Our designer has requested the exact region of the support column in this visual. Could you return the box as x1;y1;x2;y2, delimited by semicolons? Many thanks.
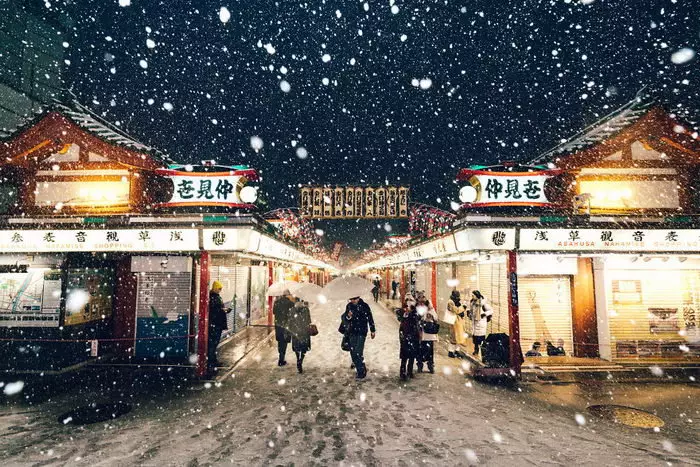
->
431;262;437;308
267;261;274;327
400;266;406;304
385;269;391;299
196;251;211;378
506;250;523;377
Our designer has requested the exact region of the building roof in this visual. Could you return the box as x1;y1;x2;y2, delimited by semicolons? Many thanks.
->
1;97;175;169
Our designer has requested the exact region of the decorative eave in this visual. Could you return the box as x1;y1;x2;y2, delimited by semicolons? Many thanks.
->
1;111;168;170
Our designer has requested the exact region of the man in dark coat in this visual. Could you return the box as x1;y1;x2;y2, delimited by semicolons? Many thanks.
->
342;297;376;379
208;281;230;373
273;291;295;366
391;279;398;299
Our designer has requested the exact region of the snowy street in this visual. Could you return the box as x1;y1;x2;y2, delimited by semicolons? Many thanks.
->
1;299;698;466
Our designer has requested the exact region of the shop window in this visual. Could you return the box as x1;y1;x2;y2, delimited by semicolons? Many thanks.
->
0;268;61;327
578;179;679;211
64;268;114;325
34;177;131;209
612;280;642;304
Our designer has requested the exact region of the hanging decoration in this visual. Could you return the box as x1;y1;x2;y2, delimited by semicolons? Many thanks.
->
409;203;456;238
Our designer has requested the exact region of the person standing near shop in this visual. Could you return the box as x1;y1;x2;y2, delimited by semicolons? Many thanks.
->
468;290;493;357
208;281;231;374
273;290;295;366
288;299;312;373
372;278;380;303
416;294;439;373
342;296;376;379
446;290;468;358
391;279;398;299
397;300;420;381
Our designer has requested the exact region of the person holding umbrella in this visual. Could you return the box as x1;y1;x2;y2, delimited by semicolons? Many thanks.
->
273;290;295;366
342;296;376;379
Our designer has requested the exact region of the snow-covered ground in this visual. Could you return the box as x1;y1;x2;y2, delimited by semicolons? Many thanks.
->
0;297;698;466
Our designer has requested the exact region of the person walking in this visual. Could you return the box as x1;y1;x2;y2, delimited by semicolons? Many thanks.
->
446;290;468;358
288;299;312;373
391;279;398;299
416;294;439;374
208;281;231;374
468;290;493;358
342;296;376;379
273;290;295;366
371;278;380;303
398;301;421;380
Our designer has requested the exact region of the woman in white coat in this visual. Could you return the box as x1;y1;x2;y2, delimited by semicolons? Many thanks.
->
468;290;493;357
416;294;438;373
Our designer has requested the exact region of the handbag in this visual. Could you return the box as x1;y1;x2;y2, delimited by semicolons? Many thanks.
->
341;334;351;352
422;321;440;334
308;324;319;336
443;308;457;325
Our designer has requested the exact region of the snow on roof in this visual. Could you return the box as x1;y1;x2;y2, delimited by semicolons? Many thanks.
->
527;91;654;165
1;96;175;165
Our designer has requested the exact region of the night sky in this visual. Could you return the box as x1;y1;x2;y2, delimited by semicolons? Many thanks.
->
55;0;699;249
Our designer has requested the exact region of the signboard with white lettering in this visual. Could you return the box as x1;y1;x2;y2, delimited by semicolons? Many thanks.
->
155;168;258;208
520;229;700;252
454;228;516;251
299;185;410;219
0;229;199;252
457;169;561;207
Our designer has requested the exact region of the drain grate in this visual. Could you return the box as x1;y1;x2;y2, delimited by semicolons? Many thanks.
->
588;404;664;428
58;402;132;426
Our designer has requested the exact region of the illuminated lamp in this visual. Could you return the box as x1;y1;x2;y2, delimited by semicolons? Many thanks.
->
239;186;258;203
459;185;478;203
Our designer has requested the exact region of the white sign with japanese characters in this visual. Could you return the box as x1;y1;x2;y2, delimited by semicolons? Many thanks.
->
454;228;516;251
203;228;261;251
471;173;551;205
0;229;199;252
162;174;247;207
520;229;700;252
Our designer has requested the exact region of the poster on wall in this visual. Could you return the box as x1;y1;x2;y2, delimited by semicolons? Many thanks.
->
0;270;61;327
648;308;680;334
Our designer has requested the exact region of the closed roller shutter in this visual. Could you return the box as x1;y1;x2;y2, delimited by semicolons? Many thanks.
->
518;276;573;356
606;268;700;359
477;261;509;336
414;264;430;297
211;256;250;336
436;263;454;317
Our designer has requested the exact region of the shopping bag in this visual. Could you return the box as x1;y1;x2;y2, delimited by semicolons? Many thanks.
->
308;324;319;336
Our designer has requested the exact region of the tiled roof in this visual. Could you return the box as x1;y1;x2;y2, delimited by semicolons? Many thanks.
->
527;92;654;165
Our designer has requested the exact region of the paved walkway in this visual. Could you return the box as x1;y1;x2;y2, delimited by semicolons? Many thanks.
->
0;298;698;465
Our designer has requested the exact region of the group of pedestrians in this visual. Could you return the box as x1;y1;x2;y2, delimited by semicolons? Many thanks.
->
207;278;495;381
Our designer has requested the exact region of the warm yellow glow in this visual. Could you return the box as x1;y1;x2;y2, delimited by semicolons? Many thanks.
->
35;180;130;208
578;180;679;210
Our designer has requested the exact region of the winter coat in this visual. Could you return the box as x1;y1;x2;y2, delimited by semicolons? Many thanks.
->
398;307;421;359
447;299;468;345
273;296;295;342
209;291;228;330
420;306;439;342
469;298;493;337
288;301;311;353
342;299;376;336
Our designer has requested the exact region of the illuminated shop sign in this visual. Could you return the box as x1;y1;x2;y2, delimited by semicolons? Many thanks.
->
0;229;199;252
299;186;409;219
156;167;259;208
520;229;700;252
457;169;561;207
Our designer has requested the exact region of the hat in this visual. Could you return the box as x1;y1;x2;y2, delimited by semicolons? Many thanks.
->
349;296;360;300
472;290;483;299
211;280;223;291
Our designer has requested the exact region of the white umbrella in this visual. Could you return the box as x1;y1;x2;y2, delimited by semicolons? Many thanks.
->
322;276;375;301
293;283;325;303
266;280;299;297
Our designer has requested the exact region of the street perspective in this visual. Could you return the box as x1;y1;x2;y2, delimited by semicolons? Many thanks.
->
1;0;699;466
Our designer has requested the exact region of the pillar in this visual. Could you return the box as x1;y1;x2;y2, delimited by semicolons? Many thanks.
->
196;251;211;378
399;266;406;304
431;262;437;309
267;261;274;327
506;250;523;377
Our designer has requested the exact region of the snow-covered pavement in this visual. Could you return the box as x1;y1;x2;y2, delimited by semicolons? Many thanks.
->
0;298;698;466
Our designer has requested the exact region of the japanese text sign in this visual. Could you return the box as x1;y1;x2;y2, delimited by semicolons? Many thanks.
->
457;169;561;207
520;229;700;252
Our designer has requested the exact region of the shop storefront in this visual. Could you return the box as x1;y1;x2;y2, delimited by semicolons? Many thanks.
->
0;102;335;375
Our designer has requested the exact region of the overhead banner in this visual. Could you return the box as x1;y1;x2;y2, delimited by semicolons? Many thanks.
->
457;169;562;207
0;229;199;253
155;168;258;208
299;186;410;219
520;229;700;252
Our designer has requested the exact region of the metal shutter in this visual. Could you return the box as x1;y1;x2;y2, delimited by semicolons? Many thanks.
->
518;276;573;356
605;268;700;359
477;261;509;335
249;265;267;324
436;263;453;317
210;256;250;336
454;262;478;333
414;264;430;297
